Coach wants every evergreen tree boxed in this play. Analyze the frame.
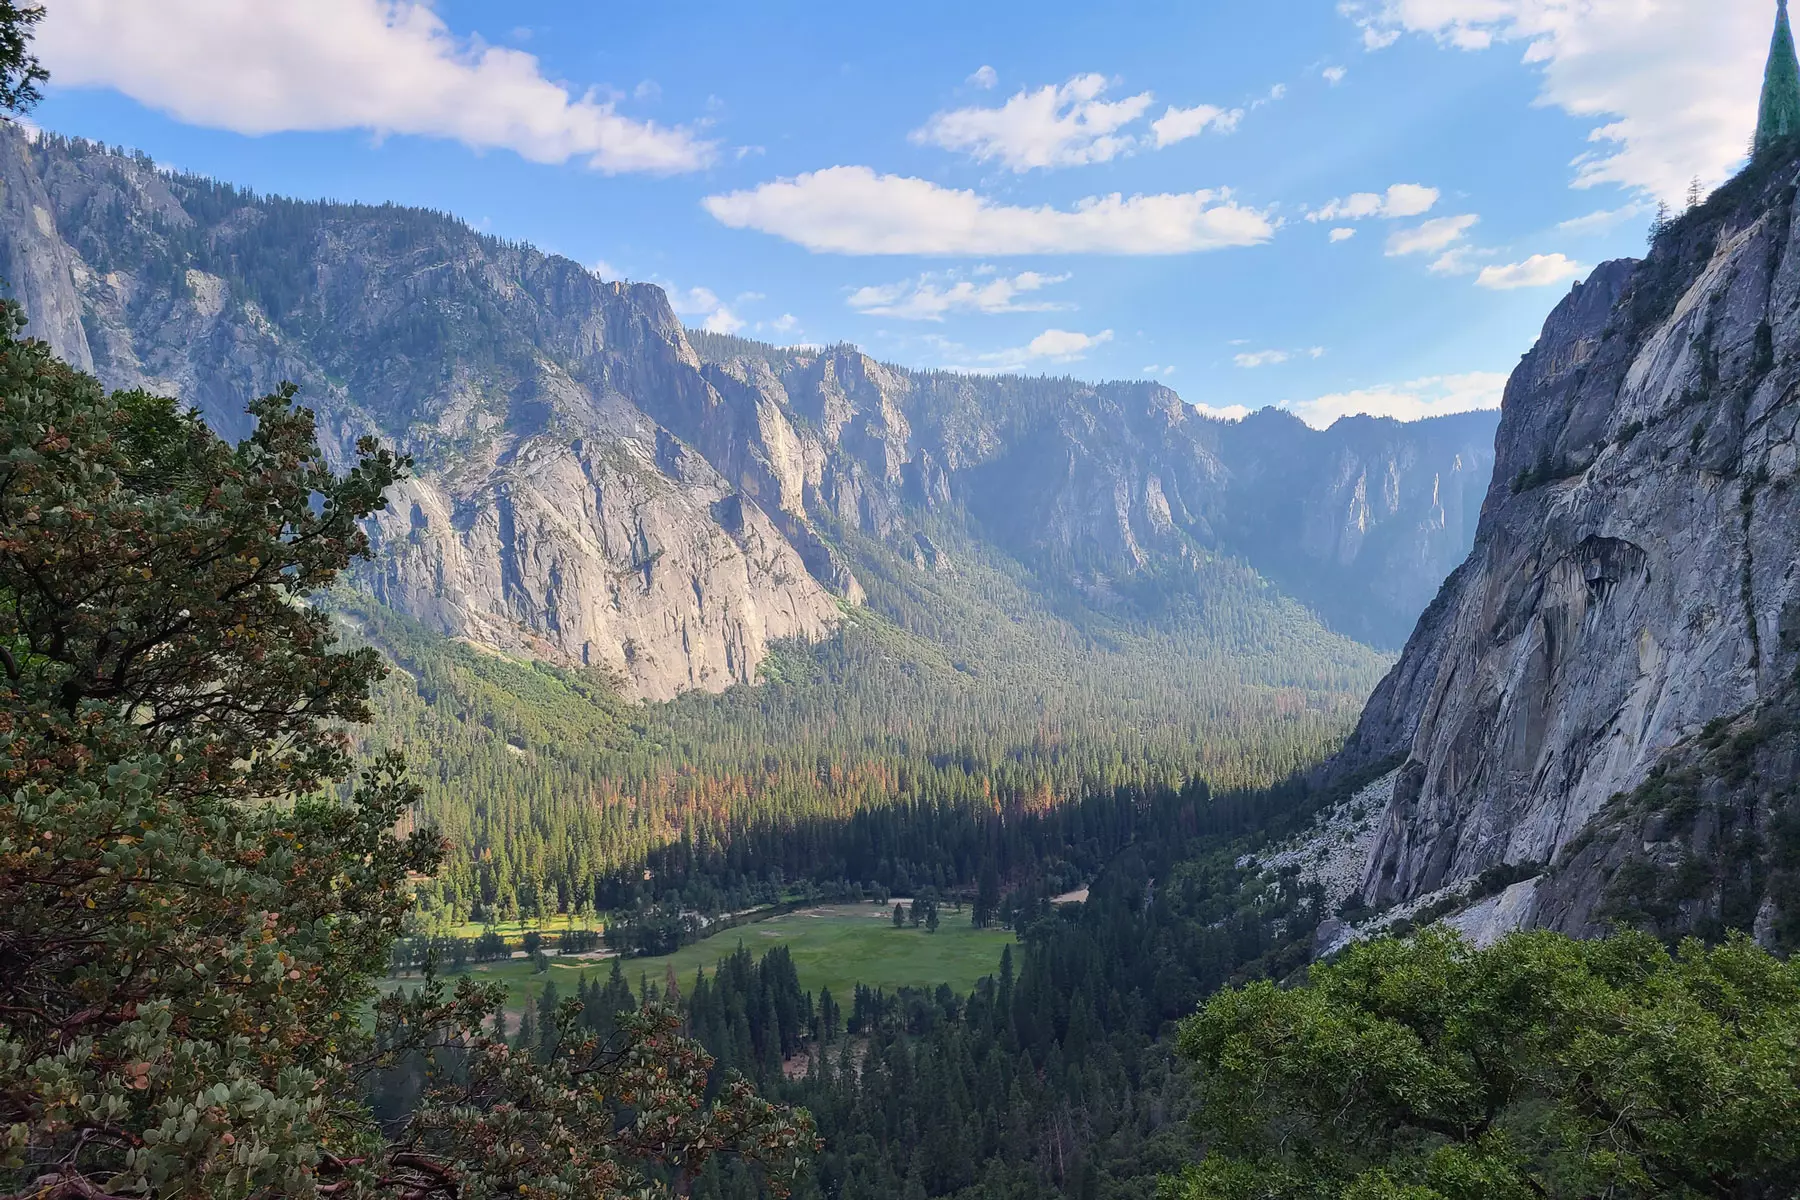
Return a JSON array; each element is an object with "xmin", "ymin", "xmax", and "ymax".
[{"xmin": 0, "ymin": 303, "xmax": 816, "ymax": 1197}]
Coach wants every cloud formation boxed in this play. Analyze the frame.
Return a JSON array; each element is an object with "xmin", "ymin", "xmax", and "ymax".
[
  {"xmin": 914, "ymin": 73, "xmax": 1242, "ymax": 171},
  {"xmin": 1285, "ymin": 371, "xmax": 1509, "ymax": 428},
  {"xmin": 667, "ymin": 286, "xmax": 745, "ymax": 335},
  {"xmin": 37, "ymin": 0, "xmax": 713, "ymax": 173},
  {"xmin": 1556, "ymin": 203, "xmax": 1651, "ymax": 236},
  {"xmin": 1386, "ymin": 214, "xmax": 1479, "ymax": 257},
  {"xmin": 1475, "ymin": 253, "xmax": 1584, "ymax": 290},
  {"xmin": 703, "ymin": 167, "xmax": 1278, "ymax": 256},
  {"xmin": 847, "ymin": 270, "xmax": 1071, "ymax": 320},
  {"xmin": 1151, "ymin": 103, "xmax": 1244, "ymax": 147},
  {"xmin": 1341, "ymin": 0, "xmax": 1768, "ymax": 201},
  {"xmin": 1194, "ymin": 403, "xmax": 1253, "ymax": 421},
  {"xmin": 1234, "ymin": 347, "xmax": 1326, "ymax": 369},
  {"xmin": 1308, "ymin": 183, "xmax": 1440, "ymax": 223},
  {"xmin": 914, "ymin": 74, "xmax": 1154, "ymax": 171},
  {"xmin": 1329, "ymin": 228, "xmax": 1357, "ymax": 243},
  {"xmin": 938, "ymin": 328, "xmax": 1115, "ymax": 373}
]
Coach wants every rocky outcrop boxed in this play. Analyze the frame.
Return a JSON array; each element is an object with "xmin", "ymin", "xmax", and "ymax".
[
  {"xmin": 1216, "ymin": 408, "xmax": 1493, "ymax": 648},
  {"xmin": 3, "ymin": 129, "xmax": 842, "ymax": 700},
  {"xmin": 0, "ymin": 127, "xmax": 1498, "ymax": 698},
  {"xmin": 1338, "ymin": 148, "xmax": 1800, "ymax": 946},
  {"xmin": 692, "ymin": 334, "xmax": 1497, "ymax": 644}
]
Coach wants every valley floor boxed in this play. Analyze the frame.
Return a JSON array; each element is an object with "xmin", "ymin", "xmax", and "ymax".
[{"xmin": 389, "ymin": 902, "xmax": 1017, "ymax": 1011}]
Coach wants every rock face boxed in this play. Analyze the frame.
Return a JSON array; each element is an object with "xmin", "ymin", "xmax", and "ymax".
[
  {"xmin": 0, "ymin": 127, "xmax": 1495, "ymax": 696},
  {"xmin": 692, "ymin": 336, "xmax": 1496, "ymax": 650},
  {"xmin": 1215, "ymin": 409, "xmax": 1492, "ymax": 648},
  {"xmin": 1338, "ymin": 149, "xmax": 1800, "ymax": 945}
]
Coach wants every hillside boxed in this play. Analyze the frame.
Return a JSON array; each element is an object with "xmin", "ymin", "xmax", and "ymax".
[
  {"xmin": 1, "ymin": 126, "xmax": 1493, "ymax": 694},
  {"xmin": 0, "ymin": 125, "xmax": 1514, "ymax": 916}
]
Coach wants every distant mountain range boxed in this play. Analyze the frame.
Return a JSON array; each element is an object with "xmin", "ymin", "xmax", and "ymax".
[{"xmin": 0, "ymin": 127, "xmax": 1496, "ymax": 700}]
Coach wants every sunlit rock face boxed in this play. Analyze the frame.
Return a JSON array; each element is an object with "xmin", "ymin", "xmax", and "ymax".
[
  {"xmin": 1338, "ymin": 151, "xmax": 1800, "ymax": 943},
  {"xmin": 0, "ymin": 126, "xmax": 1496, "ymax": 697}
]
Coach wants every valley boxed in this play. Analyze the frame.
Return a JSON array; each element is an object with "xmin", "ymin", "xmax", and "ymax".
[
  {"xmin": 394, "ymin": 903, "xmax": 1018, "ymax": 1014},
  {"xmin": 6, "ymin": 6, "xmax": 1800, "ymax": 1194}
]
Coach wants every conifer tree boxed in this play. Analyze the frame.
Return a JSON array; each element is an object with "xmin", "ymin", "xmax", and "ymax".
[{"xmin": 0, "ymin": 307, "xmax": 817, "ymax": 1197}]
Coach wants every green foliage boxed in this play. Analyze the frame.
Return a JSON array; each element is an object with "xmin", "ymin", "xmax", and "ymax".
[
  {"xmin": 0, "ymin": 2, "xmax": 43, "ymax": 115},
  {"xmin": 1166, "ymin": 929, "xmax": 1800, "ymax": 1200},
  {"xmin": 1509, "ymin": 451, "xmax": 1587, "ymax": 495},
  {"xmin": 0, "ymin": 306, "xmax": 814, "ymax": 1197},
  {"xmin": 345, "ymin": 520, "xmax": 1387, "ymax": 931}
]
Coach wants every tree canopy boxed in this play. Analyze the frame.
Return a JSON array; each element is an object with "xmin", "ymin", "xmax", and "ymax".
[
  {"xmin": 0, "ymin": 306, "xmax": 813, "ymax": 1197},
  {"xmin": 1165, "ymin": 928, "xmax": 1800, "ymax": 1200}
]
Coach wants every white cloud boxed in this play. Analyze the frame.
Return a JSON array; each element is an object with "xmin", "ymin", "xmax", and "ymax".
[
  {"xmin": 1309, "ymin": 182, "xmax": 1440, "ymax": 222},
  {"xmin": 1235, "ymin": 346, "xmax": 1326, "ymax": 368},
  {"xmin": 703, "ymin": 167, "xmax": 1278, "ymax": 256},
  {"xmin": 1027, "ymin": 328, "xmax": 1112, "ymax": 359},
  {"xmin": 914, "ymin": 73, "xmax": 1242, "ymax": 168},
  {"xmin": 1195, "ymin": 402, "xmax": 1252, "ymax": 421},
  {"xmin": 847, "ymin": 270, "xmax": 1071, "ymax": 320},
  {"xmin": 1142, "ymin": 364, "xmax": 1178, "ymax": 377},
  {"xmin": 1475, "ymin": 252, "xmax": 1584, "ymax": 290},
  {"xmin": 1556, "ymin": 203, "xmax": 1651, "ymax": 235},
  {"xmin": 1236, "ymin": 350, "xmax": 1291, "ymax": 368},
  {"xmin": 591, "ymin": 259, "xmax": 623, "ymax": 279},
  {"xmin": 1285, "ymin": 371, "xmax": 1509, "ymax": 428},
  {"xmin": 1342, "ymin": 0, "xmax": 1768, "ymax": 201},
  {"xmin": 1428, "ymin": 246, "xmax": 1484, "ymax": 276},
  {"xmin": 1329, "ymin": 227, "xmax": 1358, "ymax": 243},
  {"xmin": 1151, "ymin": 103, "xmax": 1245, "ymax": 147},
  {"xmin": 767, "ymin": 314, "xmax": 801, "ymax": 335},
  {"xmin": 667, "ymin": 286, "xmax": 745, "ymax": 335},
  {"xmin": 913, "ymin": 74, "xmax": 1154, "ymax": 171},
  {"xmin": 1387, "ymin": 214, "xmax": 1480, "ymax": 257},
  {"xmin": 1323, "ymin": 65, "xmax": 1349, "ymax": 85},
  {"xmin": 968, "ymin": 65, "xmax": 999, "ymax": 89},
  {"xmin": 938, "ymin": 328, "xmax": 1114, "ymax": 373},
  {"xmin": 38, "ymin": 0, "xmax": 714, "ymax": 174}
]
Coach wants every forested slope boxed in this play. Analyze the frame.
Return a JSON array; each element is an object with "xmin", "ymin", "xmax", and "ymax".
[{"xmin": 347, "ymin": 516, "xmax": 1386, "ymax": 924}]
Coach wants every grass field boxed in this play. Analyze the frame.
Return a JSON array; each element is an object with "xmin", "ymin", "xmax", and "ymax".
[
  {"xmin": 437, "ymin": 914, "xmax": 607, "ymax": 943},
  {"xmin": 389, "ymin": 903, "xmax": 1016, "ymax": 1011}
]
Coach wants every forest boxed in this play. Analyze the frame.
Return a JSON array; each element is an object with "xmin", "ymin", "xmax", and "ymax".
[{"xmin": 340, "ymin": 514, "xmax": 1387, "ymax": 933}]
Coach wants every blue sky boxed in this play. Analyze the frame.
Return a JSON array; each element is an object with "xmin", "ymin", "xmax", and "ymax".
[{"xmin": 29, "ymin": 1, "xmax": 1778, "ymax": 425}]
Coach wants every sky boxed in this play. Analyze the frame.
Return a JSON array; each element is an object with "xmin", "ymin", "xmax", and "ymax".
[{"xmin": 24, "ymin": 0, "xmax": 1783, "ymax": 427}]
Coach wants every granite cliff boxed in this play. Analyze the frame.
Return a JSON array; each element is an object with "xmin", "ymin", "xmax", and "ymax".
[
  {"xmin": 0, "ymin": 127, "xmax": 1494, "ymax": 698},
  {"xmin": 1337, "ymin": 147, "xmax": 1800, "ymax": 953}
]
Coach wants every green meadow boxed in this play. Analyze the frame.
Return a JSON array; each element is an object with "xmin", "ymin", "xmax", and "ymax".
[{"xmin": 390, "ymin": 903, "xmax": 1017, "ymax": 1011}]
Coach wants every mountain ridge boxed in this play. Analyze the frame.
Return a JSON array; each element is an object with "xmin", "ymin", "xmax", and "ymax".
[{"xmin": 1, "ymin": 125, "xmax": 1494, "ymax": 700}]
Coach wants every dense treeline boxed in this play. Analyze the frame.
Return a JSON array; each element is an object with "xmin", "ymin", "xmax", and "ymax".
[
  {"xmin": 35, "ymin": 128, "xmax": 1395, "ymax": 938},
  {"xmin": 344, "ymin": 516, "xmax": 1386, "ymax": 930},
  {"xmin": 474, "ymin": 760, "xmax": 1393, "ymax": 1199}
]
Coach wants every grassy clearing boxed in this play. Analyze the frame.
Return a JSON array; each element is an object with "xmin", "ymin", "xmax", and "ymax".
[
  {"xmin": 436, "ymin": 914, "xmax": 606, "ymax": 943},
  {"xmin": 388, "ymin": 904, "xmax": 1016, "ymax": 1010}
]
